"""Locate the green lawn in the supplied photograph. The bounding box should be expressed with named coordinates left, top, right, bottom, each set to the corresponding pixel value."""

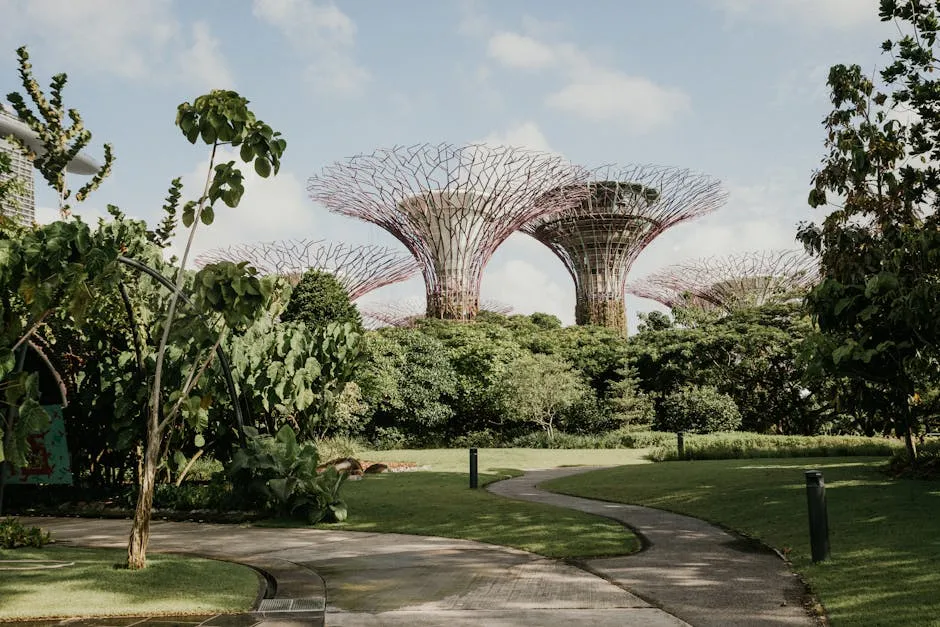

left=360, top=447, right=651, bottom=473
left=331, top=471, right=640, bottom=558
left=543, top=457, right=940, bottom=627
left=0, top=546, right=260, bottom=620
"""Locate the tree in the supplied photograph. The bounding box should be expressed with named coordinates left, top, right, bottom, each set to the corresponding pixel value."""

left=280, top=269, right=362, bottom=331
left=637, top=310, right=673, bottom=333
left=417, top=319, right=524, bottom=436
left=503, top=353, right=590, bottom=438
left=798, top=0, right=940, bottom=462
left=625, top=304, right=818, bottom=434
left=356, top=328, right=457, bottom=445
left=127, top=90, right=285, bottom=568
left=657, top=384, right=742, bottom=434
left=0, top=48, right=121, bottom=512
left=606, top=366, right=655, bottom=430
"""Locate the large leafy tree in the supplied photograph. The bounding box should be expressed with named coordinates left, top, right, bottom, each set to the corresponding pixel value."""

left=502, top=352, right=590, bottom=438
left=626, top=304, right=818, bottom=434
left=280, top=270, right=362, bottom=331
left=356, top=328, right=457, bottom=445
left=798, top=0, right=940, bottom=461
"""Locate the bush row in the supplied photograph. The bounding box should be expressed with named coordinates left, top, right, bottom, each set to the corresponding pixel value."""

left=648, top=432, right=903, bottom=461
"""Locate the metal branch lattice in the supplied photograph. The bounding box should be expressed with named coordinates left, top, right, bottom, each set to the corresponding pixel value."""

left=308, top=143, right=589, bottom=320
left=360, top=297, right=514, bottom=329
left=627, top=249, right=820, bottom=313
left=194, top=239, right=421, bottom=301
left=521, top=164, right=727, bottom=334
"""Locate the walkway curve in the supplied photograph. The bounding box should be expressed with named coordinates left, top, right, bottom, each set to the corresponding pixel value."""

left=15, top=515, right=687, bottom=627
left=486, top=467, right=816, bottom=627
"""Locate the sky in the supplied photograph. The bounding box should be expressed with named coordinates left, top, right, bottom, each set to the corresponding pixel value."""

left=0, top=0, right=899, bottom=330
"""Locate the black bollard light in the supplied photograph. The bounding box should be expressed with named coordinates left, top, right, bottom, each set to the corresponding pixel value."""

left=677, top=431, right=685, bottom=459
left=805, top=470, right=830, bottom=563
left=469, top=447, right=478, bottom=489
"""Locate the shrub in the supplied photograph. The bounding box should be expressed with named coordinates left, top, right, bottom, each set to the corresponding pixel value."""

left=452, top=430, right=504, bottom=448
left=508, top=429, right=674, bottom=449
left=369, top=426, right=409, bottom=450
left=153, top=480, right=234, bottom=511
left=886, top=438, right=940, bottom=478
left=559, top=394, right=621, bottom=435
left=648, top=432, right=902, bottom=461
left=229, top=426, right=348, bottom=523
left=656, top=384, right=742, bottom=434
left=178, top=456, right=223, bottom=482
left=316, top=434, right=364, bottom=461
left=0, top=518, right=51, bottom=548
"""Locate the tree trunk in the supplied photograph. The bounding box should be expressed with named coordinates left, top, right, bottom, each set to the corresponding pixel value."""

left=127, top=421, right=161, bottom=570
left=904, top=424, right=918, bottom=467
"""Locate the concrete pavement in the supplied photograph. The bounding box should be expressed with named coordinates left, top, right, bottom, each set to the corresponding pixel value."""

left=6, top=466, right=817, bottom=626
left=487, top=467, right=815, bottom=627
left=12, top=515, right=687, bottom=626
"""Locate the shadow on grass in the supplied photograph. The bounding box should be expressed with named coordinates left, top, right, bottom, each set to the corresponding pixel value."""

left=0, top=546, right=257, bottom=620
left=544, top=456, right=940, bottom=627
left=328, top=472, right=640, bottom=559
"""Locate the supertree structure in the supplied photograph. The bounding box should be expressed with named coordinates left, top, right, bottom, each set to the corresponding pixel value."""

left=307, top=143, right=588, bottom=320
left=360, top=297, right=514, bottom=329
left=627, top=249, right=820, bottom=313
left=194, top=239, right=421, bottom=301
left=520, top=165, right=727, bottom=335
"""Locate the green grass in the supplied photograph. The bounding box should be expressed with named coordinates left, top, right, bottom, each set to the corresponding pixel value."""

left=0, top=546, right=260, bottom=620
left=359, top=447, right=651, bottom=473
left=328, top=471, right=640, bottom=558
left=543, top=457, right=940, bottom=627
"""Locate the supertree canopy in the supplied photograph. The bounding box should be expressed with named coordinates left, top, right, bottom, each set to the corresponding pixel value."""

left=360, top=297, right=514, bottom=329
left=307, top=143, right=588, bottom=320
left=520, top=165, right=727, bottom=335
left=627, top=249, right=820, bottom=313
left=194, top=239, right=420, bottom=301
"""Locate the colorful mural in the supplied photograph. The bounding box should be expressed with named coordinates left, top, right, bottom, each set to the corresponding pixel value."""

left=5, top=405, right=72, bottom=485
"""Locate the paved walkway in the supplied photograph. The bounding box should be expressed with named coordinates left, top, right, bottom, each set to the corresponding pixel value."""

left=488, top=467, right=814, bottom=627
left=6, top=467, right=816, bottom=626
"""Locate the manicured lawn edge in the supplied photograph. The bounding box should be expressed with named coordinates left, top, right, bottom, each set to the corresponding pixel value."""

left=0, top=545, right=262, bottom=620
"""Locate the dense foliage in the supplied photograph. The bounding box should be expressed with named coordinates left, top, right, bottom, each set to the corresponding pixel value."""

left=656, top=385, right=742, bottom=434
left=280, top=270, right=363, bottom=332
left=798, top=0, right=940, bottom=462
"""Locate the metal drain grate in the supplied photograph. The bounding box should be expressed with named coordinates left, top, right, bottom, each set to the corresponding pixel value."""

left=258, top=597, right=325, bottom=613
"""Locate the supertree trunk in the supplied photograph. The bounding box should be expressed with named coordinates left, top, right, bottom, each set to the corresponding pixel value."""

left=576, top=296, right=628, bottom=335
left=521, top=165, right=727, bottom=333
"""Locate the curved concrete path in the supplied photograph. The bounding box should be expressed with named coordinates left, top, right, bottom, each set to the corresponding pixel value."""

left=487, top=467, right=814, bottom=627
left=15, top=516, right=686, bottom=627
left=11, top=467, right=816, bottom=626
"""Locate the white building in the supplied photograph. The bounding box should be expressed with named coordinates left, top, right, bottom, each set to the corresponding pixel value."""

left=0, top=105, right=100, bottom=225
left=0, top=107, right=36, bottom=224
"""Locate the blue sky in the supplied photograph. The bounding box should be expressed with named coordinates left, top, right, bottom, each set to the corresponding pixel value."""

left=1, top=0, right=896, bottom=329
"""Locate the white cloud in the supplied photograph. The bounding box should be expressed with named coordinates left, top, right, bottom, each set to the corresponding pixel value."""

left=479, top=121, right=555, bottom=153
left=0, top=0, right=234, bottom=88
left=486, top=32, right=556, bottom=70
left=482, top=257, right=573, bottom=323
left=712, top=0, right=878, bottom=30
left=547, top=70, right=691, bottom=130
left=179, top=21, right=236, bottom=90
left=171, top=148, right=317, bottom=263
left=252, top=0, right=370, bottom=96
left=480, top=24, right=689, bottom=131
